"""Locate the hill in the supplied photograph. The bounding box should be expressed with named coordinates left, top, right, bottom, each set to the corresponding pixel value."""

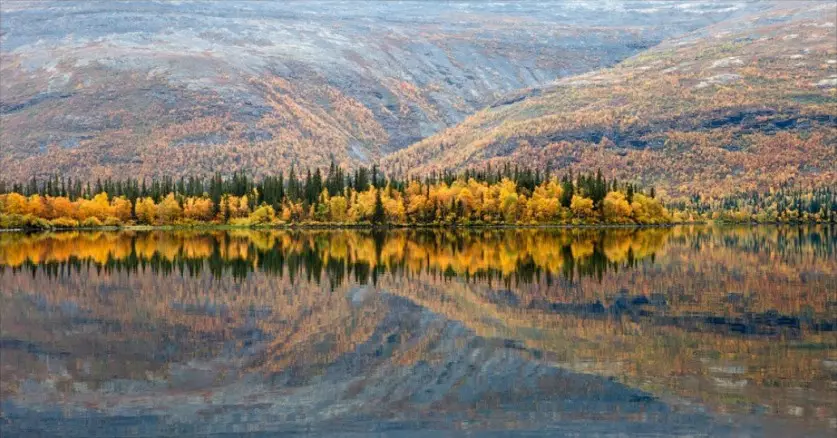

left=382, top=2, right=837, bottom=198
left=0, top=1, right=764, bottom=182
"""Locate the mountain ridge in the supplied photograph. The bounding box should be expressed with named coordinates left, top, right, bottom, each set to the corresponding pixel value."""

left=382, top=1, right=837, bottom=198
left=1, top=1, right=768, bottom=183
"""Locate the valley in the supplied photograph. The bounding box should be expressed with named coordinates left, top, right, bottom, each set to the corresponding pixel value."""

left=1, top=1, right=774, bottom=188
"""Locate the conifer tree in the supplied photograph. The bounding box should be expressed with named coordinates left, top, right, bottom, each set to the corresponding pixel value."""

left=372, top=189, right=386, bottom=225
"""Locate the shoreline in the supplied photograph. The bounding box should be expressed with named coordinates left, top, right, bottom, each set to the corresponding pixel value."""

left=1, top=220, right=833, bottom=233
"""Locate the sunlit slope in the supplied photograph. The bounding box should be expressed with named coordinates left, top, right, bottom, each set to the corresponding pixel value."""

left=383, top=2, right=837, bottom=198
left=0, top=1, right=758, bottom=181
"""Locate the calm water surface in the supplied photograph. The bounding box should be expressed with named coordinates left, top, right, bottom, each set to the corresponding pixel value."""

left=0, top=226, right=835, bottom=437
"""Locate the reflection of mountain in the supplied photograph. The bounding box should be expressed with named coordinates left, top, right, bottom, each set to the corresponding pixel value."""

left=1, top=281, right=726, bottom=436
left=382, top=279, right=837, bottom=429
left=1, top=227, right=836, bottom=435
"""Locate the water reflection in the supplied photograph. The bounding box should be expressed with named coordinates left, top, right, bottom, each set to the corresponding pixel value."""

left=0, top=226, right=836, bottom=437
left=0, top=228, right=672, bottom=285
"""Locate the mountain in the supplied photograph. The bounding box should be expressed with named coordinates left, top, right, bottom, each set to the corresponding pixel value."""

left=383, top=2, right=837, bottom=198
left=0, top=1, right=765, bottom=182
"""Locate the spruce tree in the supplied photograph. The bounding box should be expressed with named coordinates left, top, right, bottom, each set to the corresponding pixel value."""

left=372, top=189, right=386, bottom=225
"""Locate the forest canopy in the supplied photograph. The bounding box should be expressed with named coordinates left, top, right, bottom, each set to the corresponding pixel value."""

left=1, top=163, right=834, bottom=230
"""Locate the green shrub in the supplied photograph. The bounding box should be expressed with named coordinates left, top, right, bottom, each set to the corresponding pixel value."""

left=80, top=217, right=104, bottom=227
left=103, top=216, right=122, bottom=227
left=0, top=214, right=21, bottom=229
left=174, top=218, right=200, bottom=226
left=30, top=216, right=52, bottom=230
left=249, top=205, right=276, bottom=224
left=0, top=214, right=52, bottom=230
left=228, top=217, right=254, bottom=227
left=50, top=217, right=80, bottom=228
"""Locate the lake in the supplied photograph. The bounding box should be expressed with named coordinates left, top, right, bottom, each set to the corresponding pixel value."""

left=0, top=226, right=835, bottom=437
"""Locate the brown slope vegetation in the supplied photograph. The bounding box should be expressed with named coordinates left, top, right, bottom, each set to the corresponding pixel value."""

left=0, top=64, right=391, bottom=180
left=383, top=2, right=837, bottom=198
left=1, top=1, right=759, bottom=182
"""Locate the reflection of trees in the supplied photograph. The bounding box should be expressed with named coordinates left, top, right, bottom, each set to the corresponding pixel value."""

left=1, top=226, right=835, bottom=426
left=3, top=227, right=834, bottom=317
left=0, top=228, right=672, bottom=284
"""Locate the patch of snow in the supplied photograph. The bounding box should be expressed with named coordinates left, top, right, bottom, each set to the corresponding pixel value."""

left=812, top=21, right=834, bottom=28
left=636, top=7, right=662, bottom=14
left=787, top=406, right=804, bottom=417
left=712, top=377, right=748, bottom=388
left=73, top=57, right=92, bottom=67
left=710, top=57, right=744, bottom=69
left=782, top=33, right=799, bottom=40
left=705, top=6, right=740, bottom=14
left=708, top=365, right=745, bottom=375
left=675, top=3, right=741, bottom=14
left=814, top=77, right=837, bottom=88
left=695, top=73, right=741, bottom=89
left=789, top=54, right=805, bottom=59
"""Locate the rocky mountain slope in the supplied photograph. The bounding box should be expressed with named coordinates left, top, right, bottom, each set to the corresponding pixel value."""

left=0, top=1, right=765, bottom=181
left=383, top=2, right=837, bottom=198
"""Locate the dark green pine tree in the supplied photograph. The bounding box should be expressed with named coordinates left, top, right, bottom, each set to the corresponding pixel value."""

left=209, top=173, right=223, bottom=214
left=354, top=167, right=369, bottom=192
left=560, top=173, right=574, bottom=208
left=371, top=189, right=386, bottom=225
left=287, top=166, right=299, bottom=202
left=312, top=168, right=323, bottom=203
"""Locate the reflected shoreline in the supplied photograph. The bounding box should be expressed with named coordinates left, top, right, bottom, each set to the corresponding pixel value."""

left=8, top=222, right=837, bottom=233
left=1, top=225, right=835, bottom=436
left=0, top=222, right=691, bottom=235
left=1, top=226, right=677, bottom=283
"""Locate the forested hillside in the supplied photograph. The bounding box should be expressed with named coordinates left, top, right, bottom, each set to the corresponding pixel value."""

left=2, top=2, right=833, bottom=200
left=383, top=2, right=837, bottom=199
left=0, top=1, right=758, bottom=181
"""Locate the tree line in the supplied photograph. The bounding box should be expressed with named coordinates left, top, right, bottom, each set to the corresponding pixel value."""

left=0, top=162, right=832, bottom=229
left=671, top=186, right=837, bottom=224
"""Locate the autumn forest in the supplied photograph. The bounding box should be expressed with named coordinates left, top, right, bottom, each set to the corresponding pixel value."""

left=2, top=163, right=835, bottom=230
left=2, top=1, right=837, bottom=436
